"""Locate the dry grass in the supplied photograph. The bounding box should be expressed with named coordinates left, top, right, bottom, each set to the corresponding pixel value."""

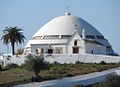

left=0, top=68, right=34, bottom=86
left=0, top=63, right=120, bottom=86
left=40, top=63, right=120, bottom=80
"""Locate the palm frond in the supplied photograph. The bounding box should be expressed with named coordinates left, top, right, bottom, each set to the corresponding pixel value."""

left=1, top=26, right=26, bottom=55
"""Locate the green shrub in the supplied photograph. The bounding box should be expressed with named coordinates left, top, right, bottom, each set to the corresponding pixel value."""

left=99, top=61, right=107, bottom=65
left=6, top=63, right=19, bottom=69
left=0, top=65, right=2, bottom=71
left=75, top=61, right=84, bottom=64
left=24, top=54, right=49, bottom=79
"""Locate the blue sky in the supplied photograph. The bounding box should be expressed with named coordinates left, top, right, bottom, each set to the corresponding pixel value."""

left=0, top=0, right=120, bottom=54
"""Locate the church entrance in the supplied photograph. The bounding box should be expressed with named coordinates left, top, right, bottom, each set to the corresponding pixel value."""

left=73, top=47, right=79, bottom=54
left=48, top=49, right=53, bottom=54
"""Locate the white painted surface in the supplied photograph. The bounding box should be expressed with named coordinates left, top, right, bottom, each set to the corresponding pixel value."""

left=44, top=54, right=120, bottom=64
left=67, top=31, right=85, bottom=54
left=0, top=55, right=25, bottom=67
left=25, top=39, right=68, bottom=48
left=1, top=54, right=120, bottom=67
left=24, top=13, right=115, bottom=55
left=85, top=42, right=106, bottom=54
left=52, top=45, right=66, bottom=54
left=33, top=14, right=102, bottom=38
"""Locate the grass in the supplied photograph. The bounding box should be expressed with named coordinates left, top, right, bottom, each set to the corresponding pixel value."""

left=92, top=75, right=120, bottom=87
left=0, top=68, right=34, bottom=86
left=0, top=63, right=120, bottom=86
left=40, top=63, right=120, bottom=79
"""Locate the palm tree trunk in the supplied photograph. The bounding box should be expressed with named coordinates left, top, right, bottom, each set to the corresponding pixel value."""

left=11, top=42, right=15, bottom=55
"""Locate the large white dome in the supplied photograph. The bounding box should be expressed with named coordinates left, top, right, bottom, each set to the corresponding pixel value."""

left=33, top=13, right=103, bottom=38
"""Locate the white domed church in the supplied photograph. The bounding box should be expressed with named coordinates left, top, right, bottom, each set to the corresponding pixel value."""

left=24, top=12, right=115, bottom=56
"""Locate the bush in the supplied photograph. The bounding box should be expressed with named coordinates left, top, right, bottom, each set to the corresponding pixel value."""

left=6, top=63, right=19, bottom=69
left=31, top=76, right=42, bottom=82
left=99, top=61, right=107, bottom=65
left=0, top=65, right=2, bottom=71
left=75, top=61, right=84, bottom=64
left=24, top=54, right=49, bottom=80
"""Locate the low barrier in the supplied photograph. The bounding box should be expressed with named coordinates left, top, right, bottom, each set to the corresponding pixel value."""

left=44, top=54, right=120, bottom=64
left=0, top=54, right=120, bottom=66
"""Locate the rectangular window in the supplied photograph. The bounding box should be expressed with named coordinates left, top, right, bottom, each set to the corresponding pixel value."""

left=73, top=47, right=79, bottom=54
left=56, top=47, right=63, bottom=54
left=41, top=49, right=44, bottom=54
left=48, top=49, right=53, bottom=54
left=74, top=40, right=77, bottom=46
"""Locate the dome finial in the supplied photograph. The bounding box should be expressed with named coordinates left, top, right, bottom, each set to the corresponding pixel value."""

left=64, top=3, right=71, bottom=16
left=65, top=6, right=71, bottom=15
left=64, top=11, right=71, bottom=15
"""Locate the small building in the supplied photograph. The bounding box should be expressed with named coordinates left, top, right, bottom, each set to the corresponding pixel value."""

left=24, top=12, right=115, bottom=56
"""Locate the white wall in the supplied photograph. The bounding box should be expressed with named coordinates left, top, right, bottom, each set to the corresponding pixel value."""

left=0, top=55, right=25, bottom=67
left=31, top=44, right=49, bottom=54
left=51, top=45, right=66, bottom=54
left=31, top=44, right=67, bottom=54
left=44, top=54, right=120, bottom=64
left=1, top=54, right=120, bottom=67
left=68, top=32, right=85, bottom=54
left=85, top=42, right=106, bottom=55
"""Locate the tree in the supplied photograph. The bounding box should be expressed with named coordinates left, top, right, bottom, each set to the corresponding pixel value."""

left=25, top=54, right=49, bottom=80
left=1, top=26, right=25, bottom=55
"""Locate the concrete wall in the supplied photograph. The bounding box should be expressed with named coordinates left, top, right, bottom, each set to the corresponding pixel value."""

left=0, top=55, right=25, bottom=67
left=44, top=54, right=120, bottom=64
left=0, top=54, right=120, bottom=67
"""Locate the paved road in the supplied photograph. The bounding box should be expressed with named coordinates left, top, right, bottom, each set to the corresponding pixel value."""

left=14, top=82, right=41, bottom=87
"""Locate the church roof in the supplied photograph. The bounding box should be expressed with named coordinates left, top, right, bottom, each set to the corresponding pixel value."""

left=25, top=39, right=68, bottom=48
left=33, top=12, right=103, bottom=38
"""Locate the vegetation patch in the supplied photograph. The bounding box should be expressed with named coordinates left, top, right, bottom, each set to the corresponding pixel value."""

left=92, top=75, right=120, bottom=87
left=0, top=63, right=120, bottom=87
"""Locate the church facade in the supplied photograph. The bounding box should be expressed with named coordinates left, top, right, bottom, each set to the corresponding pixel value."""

left=24, top=12, right=115, bottom=56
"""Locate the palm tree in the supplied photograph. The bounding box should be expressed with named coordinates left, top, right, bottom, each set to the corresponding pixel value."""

left=1, top=26, right=25, bottom=55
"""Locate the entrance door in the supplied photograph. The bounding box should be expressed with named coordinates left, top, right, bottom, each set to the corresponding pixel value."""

left=73, top=47, right=79, bottom=54
left=48, top=49, right=53, bottom=54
